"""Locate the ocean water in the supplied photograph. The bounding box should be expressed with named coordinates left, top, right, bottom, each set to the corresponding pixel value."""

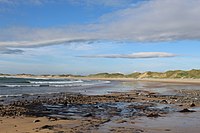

left=1, top=77, right=200, bottom=98
left=0, top=77, right=132, bottom=97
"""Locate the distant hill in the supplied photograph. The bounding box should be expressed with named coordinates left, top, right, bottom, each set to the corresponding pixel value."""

left=88, top=73, right=125, bottom=78
left=1, top=69, right=200, bottom=79
left=87, top=69, right=200, bottom=79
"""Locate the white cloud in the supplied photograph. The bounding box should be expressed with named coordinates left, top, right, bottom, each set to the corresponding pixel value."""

left=1, top=0, right=200, bottom=51
left=79, top=52, right=177, bottom=59
left=98, top=0, right=200, bottom=41
left=0, top=38, right=91, bottom=47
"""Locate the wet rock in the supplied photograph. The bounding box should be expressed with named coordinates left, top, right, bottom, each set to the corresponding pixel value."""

left=160, top=100, right=168, bottom=104
left=135, top=129, right=144, bottom=132
left=57, top=131, right=65, bottom=133
left=147, top=113, right=161, bottom=117
left=165, top=129, right=171, bottom=131
left=179, top=108, right=196, bottom=113
left=190, top=103, right=196, bottom=107
left=109, top=129, right=116, bottom=132
left=100, top=118, right=111, bottom=124
left=40, top=125, right=54, bottom=130
left=48, top=117, right=58, bottom=121
left=115, top=119, right=127, bottom=123
left=0, top=99, right=4, bottom=102
left=82, top=113, right=92, bottom=117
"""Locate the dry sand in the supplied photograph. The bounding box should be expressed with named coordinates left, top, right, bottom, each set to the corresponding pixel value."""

left=0, top=116, right=105, bottom=133
left=0, top=116, right=79, bottom=133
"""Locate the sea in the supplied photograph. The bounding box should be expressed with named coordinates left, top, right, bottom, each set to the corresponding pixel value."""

left=1, top=77, right=200, bottom=98
left=0, top=77, right=133, bottom=98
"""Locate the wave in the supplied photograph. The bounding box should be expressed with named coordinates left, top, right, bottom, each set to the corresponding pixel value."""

left=1, top=84, right=83, bottom=87
left=0, top=94, right=23, bottom=98
left=0, top=92, right=56, bottom=98
left=28, top=80, right=83, bottom=84
left=49, top=84, right=81, bottom=87
left=101, top=81, right=111, bottom=84
left=2, top=84, right=40, bottom=87
left=0, top=80, right=111, bottom=88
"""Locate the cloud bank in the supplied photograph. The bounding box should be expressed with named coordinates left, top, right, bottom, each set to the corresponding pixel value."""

left=79, top=52, right=177, bottom=59
left=1, top=0, right=200, bottom=51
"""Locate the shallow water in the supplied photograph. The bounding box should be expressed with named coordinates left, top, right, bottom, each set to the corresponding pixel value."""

left=134, top=111, right=200, bottom=133
left=1, top=77, right=200, bottom=100
left=36, top=101, right=175, bottom=120
left=0, top=77, right=115, bottom=97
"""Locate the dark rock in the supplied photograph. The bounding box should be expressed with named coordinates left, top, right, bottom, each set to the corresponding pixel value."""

left=40, top=125, right=54, bottom=130
left=135, top=129, right=144, bottom=132
left=48, top=117, right=58, bottom=121
left=33, top=119, right=40, bottom=123
left=165, top=129, right=171, bottom=131
left=160, top=100, right=168, bottom=104
left=57, top=131, right=65, bottom=133
left=190, top=103, right=196, bottom=107
left=147, top=113, right=161, bottom=117
left=82, top=113, right=92, bottom=117
left=115, top=119, right=127, bottom=123
left=179, top=108, right=196, bottom=113
left=100, top=119, right=111, bottom=124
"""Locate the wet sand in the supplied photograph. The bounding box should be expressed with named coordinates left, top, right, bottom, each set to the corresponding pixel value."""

left=0, top=80, right=200, bottom=133
left=75, top=77, right=200, bottom=84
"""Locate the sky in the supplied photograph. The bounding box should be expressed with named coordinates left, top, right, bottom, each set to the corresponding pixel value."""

left=0, top=0, right=200, bottom=75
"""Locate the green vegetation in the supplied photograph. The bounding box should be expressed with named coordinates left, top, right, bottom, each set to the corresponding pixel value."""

left=126, top=72, right=141, bottom=78
left=87, top=69, right=200, bottom=79
left=1, top=69, right=200, bottom=79
left=88, top=73, right=125, bottom=78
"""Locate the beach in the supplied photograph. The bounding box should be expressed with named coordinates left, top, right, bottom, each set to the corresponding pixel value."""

left=0, top=77, right=200, bottom=133
left=1, top=0, right=200, bottom=132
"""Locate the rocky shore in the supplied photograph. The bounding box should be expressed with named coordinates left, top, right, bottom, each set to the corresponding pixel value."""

left=1, top=86, right=200, bottom=133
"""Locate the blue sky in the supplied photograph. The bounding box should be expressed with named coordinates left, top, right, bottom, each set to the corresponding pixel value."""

left=0, top=0, right=200, bottom=75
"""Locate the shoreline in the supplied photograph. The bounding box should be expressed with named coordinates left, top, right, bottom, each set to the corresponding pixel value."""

left=2, top=75, right=200, bottom=84
left=73, top=77, right=200, bottom=84
left=67, top=78, right=200, bottom=84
